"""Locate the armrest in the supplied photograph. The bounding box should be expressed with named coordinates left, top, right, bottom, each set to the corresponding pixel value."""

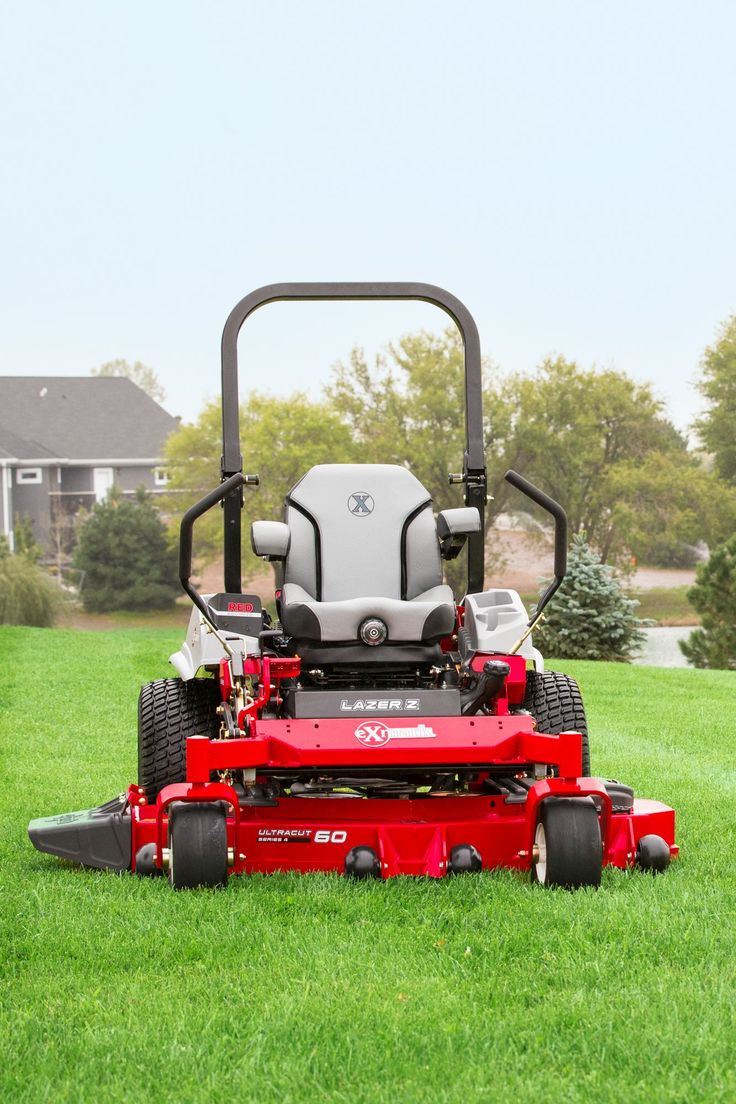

left=437, top=507, right=480, bottom=560
left=251, top=520, right=290, bottom=561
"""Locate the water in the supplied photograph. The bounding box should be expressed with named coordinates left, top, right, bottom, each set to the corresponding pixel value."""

left=633, top=626, right=692, bottom=668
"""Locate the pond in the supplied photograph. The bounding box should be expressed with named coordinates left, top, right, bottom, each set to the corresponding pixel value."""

left=632, top=626, right=692, bottom=668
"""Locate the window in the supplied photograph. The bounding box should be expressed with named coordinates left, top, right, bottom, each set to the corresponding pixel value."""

left=154, top=468, right=169, bottom=486
left=16, top=468, right=42, bottom=485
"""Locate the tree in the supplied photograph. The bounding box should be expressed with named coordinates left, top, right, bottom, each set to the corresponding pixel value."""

left=325, top=328, right=517, bottom=590
left=91, top=359, right=166, bottom=404
left=326, top=328, right=520, bottom=517
left=13, top=514, right=41, bottom=563
left=680, top=536, right=736, bottom=669
left=164, top=392, right=358, bottom=577
left=73, top=488, right=179, bottom=611
left=603, top=450, right=736, bottom=568
left=695, top=315, right=736, bottom=483
left=502, top=357, right=711, bottom=565
left=533, top=536, right=646, bottom=661
left=326, top=334, right=732, bottom=571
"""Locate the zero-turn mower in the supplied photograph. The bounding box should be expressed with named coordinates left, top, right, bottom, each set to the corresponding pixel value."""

left=29, top=283, right=677, bottom=889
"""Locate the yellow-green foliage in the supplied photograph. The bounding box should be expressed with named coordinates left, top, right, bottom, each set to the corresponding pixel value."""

left=0, top=552, right=61, bottom=626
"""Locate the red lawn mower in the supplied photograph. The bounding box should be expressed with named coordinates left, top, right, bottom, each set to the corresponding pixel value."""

left=29, top=283, right=677, bottom=889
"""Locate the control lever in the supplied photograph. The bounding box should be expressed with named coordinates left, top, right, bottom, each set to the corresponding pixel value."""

left=460, top=660, right=511, bottom=716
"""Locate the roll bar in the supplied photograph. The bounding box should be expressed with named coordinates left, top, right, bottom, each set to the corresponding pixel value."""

left=218, top=283, right=487, bottom=594
left=504, top=469, right=568, bottom=621
left=179, top=472, right=250, bottom=624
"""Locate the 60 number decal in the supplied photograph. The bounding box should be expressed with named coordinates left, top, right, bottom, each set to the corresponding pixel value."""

left=314, top=830, right=348, bottom=844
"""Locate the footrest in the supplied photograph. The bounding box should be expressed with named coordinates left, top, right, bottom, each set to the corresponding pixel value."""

left=28, top=796, right=131, bottom=871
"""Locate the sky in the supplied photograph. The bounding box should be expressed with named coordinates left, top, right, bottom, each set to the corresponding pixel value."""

left=1, top=1, right=735, bottom=434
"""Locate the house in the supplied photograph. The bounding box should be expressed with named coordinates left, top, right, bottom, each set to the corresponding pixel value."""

left=0, top=377, right=179, bottom=553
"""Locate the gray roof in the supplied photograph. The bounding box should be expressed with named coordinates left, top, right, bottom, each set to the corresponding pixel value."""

left=0, top=377, right=178, bottom=462
left=0, top=424, right=56, bottom=461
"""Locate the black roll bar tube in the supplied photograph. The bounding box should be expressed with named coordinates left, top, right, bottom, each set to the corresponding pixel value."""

left=179, top=472, right=249, bottom=624
left=504, top=469, right=568, bottom=623
left=218, top=283, right=487, bottom=594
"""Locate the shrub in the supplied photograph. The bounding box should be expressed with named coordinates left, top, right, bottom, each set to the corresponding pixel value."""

left=13, top=514, right=42, bottom=563
left=680, top=536, right=736, bottom=669
left=0, top=553, right=61, bottom=626
left=73, top=488, right=179, bottom=612
left=534, top=535, right=646, bottom=661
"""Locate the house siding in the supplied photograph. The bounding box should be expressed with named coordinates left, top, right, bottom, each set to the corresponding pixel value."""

left=0, top=465, right=9, bottom=545
left=13, top=468, right=54, bottom=546
left=0, top=376, right=178, bottom=557
left=58, top=464, right=163, bottom=497
left=114, top=465, right=161, bottom=494
left=60, top=467, right=93, bottom=494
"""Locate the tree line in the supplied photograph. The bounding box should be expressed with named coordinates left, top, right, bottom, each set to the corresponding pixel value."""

left=164, top=317, right=736, bottom=583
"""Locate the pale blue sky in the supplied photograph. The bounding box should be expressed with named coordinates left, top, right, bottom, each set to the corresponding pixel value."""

left=1, top=1, right=734, bottom=431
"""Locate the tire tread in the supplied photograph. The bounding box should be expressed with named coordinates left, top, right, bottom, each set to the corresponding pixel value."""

left=522, top=670, right=591, bottom=775
left=138, top=678, right=220, bottom=798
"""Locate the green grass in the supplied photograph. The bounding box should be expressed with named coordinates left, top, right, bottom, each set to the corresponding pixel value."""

left=1, top=627, right=735, bottom=1104
left=628, top=586, right=699, bottom=626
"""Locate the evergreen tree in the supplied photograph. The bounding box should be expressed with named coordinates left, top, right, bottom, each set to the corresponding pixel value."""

left=73, top=488, right=179, bottom=612
left=680, top=536, right=736, bottom=669
left=534, top=535, right=646, bottom=661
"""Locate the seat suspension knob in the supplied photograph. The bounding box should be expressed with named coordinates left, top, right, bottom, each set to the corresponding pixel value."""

left=359, top=618, right=388, bottom=646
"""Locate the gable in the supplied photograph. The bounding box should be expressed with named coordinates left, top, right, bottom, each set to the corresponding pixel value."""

left=0, top=377, right=178, bottom=461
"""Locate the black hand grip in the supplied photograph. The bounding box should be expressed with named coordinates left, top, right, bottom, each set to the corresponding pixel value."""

left=179, top=473, right=246, bottom=622
left=504, top=469, right=568, bottom=620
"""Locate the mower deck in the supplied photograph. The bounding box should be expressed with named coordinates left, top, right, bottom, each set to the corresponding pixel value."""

left=29, top=715, right=677, bottom=880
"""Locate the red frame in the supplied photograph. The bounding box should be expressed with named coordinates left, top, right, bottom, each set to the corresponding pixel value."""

left=127, top=650, right=678, bottom=879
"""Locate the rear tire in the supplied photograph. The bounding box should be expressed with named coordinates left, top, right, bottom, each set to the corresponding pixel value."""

left=523, top=671, right=591, bottom=775
left=168, top=802, right=228, bottom=890
left=138, top=678, right=220, bottom=800
left=533, top=798, right=602, bottom=889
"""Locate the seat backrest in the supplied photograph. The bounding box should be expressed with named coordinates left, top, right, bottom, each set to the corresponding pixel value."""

left=284, top=464, right=443, bottom=601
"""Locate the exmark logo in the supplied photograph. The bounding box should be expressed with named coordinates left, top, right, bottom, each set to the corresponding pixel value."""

left=354, top=722, right=437, bottom=747
left=341, top=698, right=420, bottom=712
left=348, top=491, right=375, bottom=516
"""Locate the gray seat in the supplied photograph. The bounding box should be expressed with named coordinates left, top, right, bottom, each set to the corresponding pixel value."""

left=253, top=464, right=460, bottom=645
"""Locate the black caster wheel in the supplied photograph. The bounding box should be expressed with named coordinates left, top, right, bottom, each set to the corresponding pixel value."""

left=636, top=834, right=671, bottom=874
left=345, top=846, right=381, bottom=879
left=532, top=798, right=602, bottom=889
left=168, top=802, right=229, bottom=890
left=134, top=842, right=161, bottom=877
left=448, top=844, right=482, bottom=874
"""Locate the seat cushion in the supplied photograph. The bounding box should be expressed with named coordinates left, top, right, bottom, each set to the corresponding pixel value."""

left=281, top=583, right=456, bottom=644
left=284, top=464, right=443, bottom=601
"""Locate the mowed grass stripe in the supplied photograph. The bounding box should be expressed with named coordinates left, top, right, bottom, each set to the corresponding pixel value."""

left=1, top=626, right=735, bottom=1103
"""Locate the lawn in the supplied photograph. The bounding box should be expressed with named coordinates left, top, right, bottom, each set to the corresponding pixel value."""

left=1, top=626, right=735, bottom=1104
left=628, top=586, right=699, bottom=626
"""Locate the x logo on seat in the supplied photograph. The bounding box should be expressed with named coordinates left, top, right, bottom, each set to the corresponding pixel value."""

left=348, top=492, right=375, bottom=516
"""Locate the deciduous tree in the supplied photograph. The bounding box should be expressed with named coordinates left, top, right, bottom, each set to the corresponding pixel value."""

left=695, top=315, right=736, bottom=484
left=91, top=359, right=166, bottom=404
left=164, top=393, right=358, bottom=576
